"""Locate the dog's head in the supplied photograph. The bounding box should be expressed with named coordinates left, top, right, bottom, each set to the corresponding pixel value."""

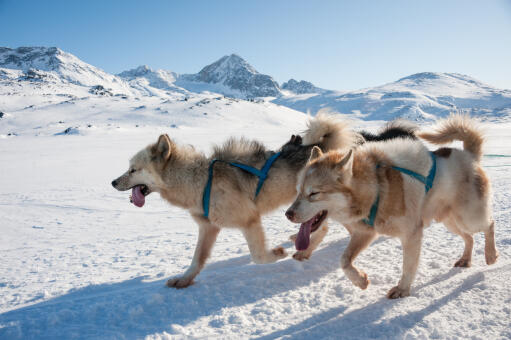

left=111, top=134, right=173, bottom=207
left=285, top=146, right=353, bottom=250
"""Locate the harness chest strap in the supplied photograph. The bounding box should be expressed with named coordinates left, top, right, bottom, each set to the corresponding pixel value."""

left=202, top=152, right=281, bottom=218
left=362, top=152, right=437, bottom=227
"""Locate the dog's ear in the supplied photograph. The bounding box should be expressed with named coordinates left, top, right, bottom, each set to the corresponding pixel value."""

left=335, top=149, right=353, bottom=171
left=153, top=134, right=172, bottom=162
left=308, top=146, right=323, bottom=162
left=290, top=134, right=302, bottom=145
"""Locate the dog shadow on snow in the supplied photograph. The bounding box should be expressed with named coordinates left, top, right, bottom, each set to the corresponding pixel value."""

left=0, top=236, right=359, bottom=339
left=257, top=264, right=509, bottom=340
left=0, top=235, right=496, bottom=340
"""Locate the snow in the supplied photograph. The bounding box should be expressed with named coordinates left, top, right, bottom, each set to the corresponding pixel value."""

left=1, top=112, right=510, bottom=339
left=0, top=46, right=510, bottom=339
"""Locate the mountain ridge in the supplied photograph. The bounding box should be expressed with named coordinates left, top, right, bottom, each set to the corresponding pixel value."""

left=1, top=46, right=510, bottom=121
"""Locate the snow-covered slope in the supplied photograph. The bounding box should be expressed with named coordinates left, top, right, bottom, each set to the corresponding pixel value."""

left=275, top=72, right=511, bottom=121
left=0, top=47, right=133, bottom=94
left=117, top=65, right=188, bottom=96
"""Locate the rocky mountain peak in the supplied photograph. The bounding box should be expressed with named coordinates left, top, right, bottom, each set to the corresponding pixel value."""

left=282, top=79, right=318, bottom=94
left=189, top=54, right=280, bottom=97
left=0, top=46, right=64, bottom=71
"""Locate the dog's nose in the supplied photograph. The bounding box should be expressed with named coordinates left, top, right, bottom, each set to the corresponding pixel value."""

left=111, top=180, right=118, bottom=188
left=285, top=209, right=295, bottom=221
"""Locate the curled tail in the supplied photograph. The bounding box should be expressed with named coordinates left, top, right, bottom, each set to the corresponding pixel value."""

left=418, top=114, right=484, bottom=161
left=359, top=119, right=418, bottom=142
left=302, top=112, right=360, bottom=151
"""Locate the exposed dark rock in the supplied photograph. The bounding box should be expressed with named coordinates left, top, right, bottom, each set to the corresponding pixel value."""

left=89, top=85, right=113, bottom=96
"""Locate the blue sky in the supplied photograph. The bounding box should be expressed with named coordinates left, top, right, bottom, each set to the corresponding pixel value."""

left=1, top=0, right=510, bottom=90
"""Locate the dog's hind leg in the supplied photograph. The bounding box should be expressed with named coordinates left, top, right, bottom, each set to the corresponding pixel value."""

left=484, top=220, right=498, bottom=265
left=167, top=215, right=220, bottom=288
left=387, top=226, right=423, bottom=299
left=443, top=217, right=474, bottom=268
left=242, top=217, right=287, bottom=264
left=293, top=221, right=329, bottom=261
left=340, top=229, right=376, bottom=290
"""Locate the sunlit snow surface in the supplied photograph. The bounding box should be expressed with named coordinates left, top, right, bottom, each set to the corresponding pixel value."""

left=1, top=98, right=510, bottom=339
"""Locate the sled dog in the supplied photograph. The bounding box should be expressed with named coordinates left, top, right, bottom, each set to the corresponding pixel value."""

left=286, top=115, right=497, bottom=298
left=112, top=114, right=359, bottom=288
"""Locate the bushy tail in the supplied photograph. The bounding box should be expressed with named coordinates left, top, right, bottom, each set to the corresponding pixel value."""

left=302, top=111, right=360, bottom=151
left=360, top=119, right=418, bottom=142
left=418, top=114, right=484, bottom=161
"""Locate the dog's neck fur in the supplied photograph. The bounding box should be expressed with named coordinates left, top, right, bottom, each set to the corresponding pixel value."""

left=334, top=149, right=382, bottom=223
left=156, top=147, right=209, bottom=211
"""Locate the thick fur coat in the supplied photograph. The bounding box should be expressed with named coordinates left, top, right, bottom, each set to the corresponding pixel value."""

left=286, top=115, right=497, bottom=298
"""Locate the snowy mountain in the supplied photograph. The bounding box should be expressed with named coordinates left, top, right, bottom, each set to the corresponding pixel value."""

left=275, top=72, right=511, bottom=121
left=117, top=54, right=281, bottom=99
left=0, top=47, right=133, bottom=94
left=179, top=54, right=281, bottom=98
left=1, top=46, right=511, bottom=125
left=0, top=47, right=306, bottom=138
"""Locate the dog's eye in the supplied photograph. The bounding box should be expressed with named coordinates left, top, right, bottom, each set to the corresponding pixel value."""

left=309, top=192, right=319, bottom=198
left=130, top=169, right=136, bottom=174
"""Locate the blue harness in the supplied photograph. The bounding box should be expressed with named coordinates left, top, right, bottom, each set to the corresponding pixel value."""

left=202, top=152, right=281, bottom=218
left=362, top=152, right=437, bottom=227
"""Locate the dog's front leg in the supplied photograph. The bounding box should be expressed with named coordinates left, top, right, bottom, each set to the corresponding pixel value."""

left=340, top=229, right=376, bottom=289
left=242, top=217, right=287, bottom=264
left=387, top=227, right=423, bottom=299
left=166, top=216, right=220, bottom=288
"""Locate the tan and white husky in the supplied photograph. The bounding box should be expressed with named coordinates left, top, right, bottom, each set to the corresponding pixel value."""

left=111, top=115, right=358, bottom=288
left=286, top=115, right=497, bottom=298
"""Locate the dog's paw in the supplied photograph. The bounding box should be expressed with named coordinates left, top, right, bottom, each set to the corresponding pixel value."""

left=354, top=271, right=370, bottom=290
left=454, top=258, right=472, bottom=268
left=271, top=246, right=287, bottom=259
left=166, top=276, right=194, bottom=289
left=292, top=250, right=310, bottom=261
left=289, top=233, right=298, bottom=242
left=485, top=250, right=499, bottom=265
left=386, top=286, right=410, bottom=299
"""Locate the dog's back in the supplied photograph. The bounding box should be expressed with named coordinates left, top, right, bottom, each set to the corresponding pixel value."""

left=419, top=115, right=491, bottom=230
left=419, top=114, right=497, bottom=267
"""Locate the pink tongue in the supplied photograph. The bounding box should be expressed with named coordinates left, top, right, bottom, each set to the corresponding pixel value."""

left=295, top=218, right=313, bottom=251
left=131, top=186, right=145, bottom=207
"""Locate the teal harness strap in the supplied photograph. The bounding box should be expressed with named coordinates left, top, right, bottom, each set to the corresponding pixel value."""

left=362, top=194, right=380, bottom=226
left=362, top=152, right=437, bottom=227
left=202, top=152, right=281, bottom=218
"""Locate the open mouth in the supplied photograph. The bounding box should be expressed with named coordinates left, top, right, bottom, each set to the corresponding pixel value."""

left=130, top=184, right=150, bottom=207
left=295, top=210, right=328, bottom=251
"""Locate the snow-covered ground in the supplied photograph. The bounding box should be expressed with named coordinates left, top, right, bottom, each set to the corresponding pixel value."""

left=0, top=115, right=510, bottom=339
